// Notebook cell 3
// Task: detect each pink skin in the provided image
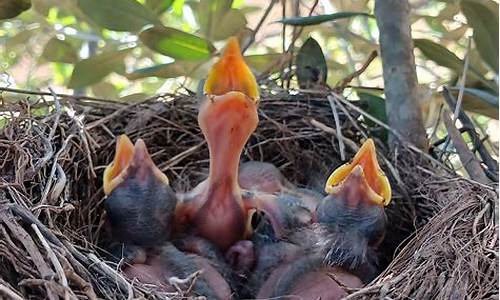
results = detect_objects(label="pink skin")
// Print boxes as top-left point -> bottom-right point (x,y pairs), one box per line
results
257,265 -> 362,300
175,92 -> 258,250
123,254 -> 233,300
225,240 -> 255,273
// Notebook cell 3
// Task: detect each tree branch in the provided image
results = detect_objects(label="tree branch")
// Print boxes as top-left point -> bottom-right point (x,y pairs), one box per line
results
442,108 -> 490,184
374,0 -> 427,150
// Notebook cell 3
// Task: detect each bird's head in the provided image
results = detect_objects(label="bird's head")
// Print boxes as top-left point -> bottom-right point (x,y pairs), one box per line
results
103,135 -> 176,245
203,36 -> 259,99
324,139 -> 391,207
316,139 -> 391,247
103,135 -> 170,196
198,38 -> 259,180
186,37 -> 260,250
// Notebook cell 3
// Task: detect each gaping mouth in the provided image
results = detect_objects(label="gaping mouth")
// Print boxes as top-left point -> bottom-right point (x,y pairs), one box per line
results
103,135 -> 169,195
198,37 -> 260,183
324,139 -> 391,206
204,37 -> 259,101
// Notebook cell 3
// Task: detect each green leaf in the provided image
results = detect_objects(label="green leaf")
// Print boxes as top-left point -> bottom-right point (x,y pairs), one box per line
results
91,82 -> 120,99
296,37 -> 327,88
0,0 -> 31,20
414,38 -> 463,70
460,0 -> 499,71
414,38 -> 497,91
357,92 -> 388,141
68,48 -> 132,89
245,53 -> 284,74
126,60 -> 202,79
42,38 -> 78,63
357,92 -> 388,123
5,26 -> 38,51
77,0 -> 159,32
211,9 -> 247,41
240,6 -> 261,15
424,16 -> 447,33
145,0 -> 174,15
448,87 -> 499,119
277,12 -> 373,26
120,92 -> 150,102
139,26 -> 216,60
196,0 -> 233,40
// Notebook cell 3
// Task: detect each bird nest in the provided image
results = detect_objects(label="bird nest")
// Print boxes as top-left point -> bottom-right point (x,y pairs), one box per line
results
0,87 -> 497,299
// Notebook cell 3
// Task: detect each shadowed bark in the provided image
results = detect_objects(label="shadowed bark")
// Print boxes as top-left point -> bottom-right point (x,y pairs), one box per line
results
375,0 -> 428,151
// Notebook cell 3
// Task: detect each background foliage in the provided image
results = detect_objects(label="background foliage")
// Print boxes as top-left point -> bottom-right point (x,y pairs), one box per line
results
0,0 -> 498,144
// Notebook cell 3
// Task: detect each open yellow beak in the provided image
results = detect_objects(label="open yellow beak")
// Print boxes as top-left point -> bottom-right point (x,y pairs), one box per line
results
204,37 -> 259,100
103,135 -> 135,195
103,135 -> 169,195
325,139 -> 391,206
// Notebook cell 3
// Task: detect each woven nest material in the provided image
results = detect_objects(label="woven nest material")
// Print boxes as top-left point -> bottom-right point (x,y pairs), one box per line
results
0,87 -> 497,300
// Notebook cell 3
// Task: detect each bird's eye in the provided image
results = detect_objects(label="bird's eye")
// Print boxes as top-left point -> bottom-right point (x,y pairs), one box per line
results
251,210 -> 266,230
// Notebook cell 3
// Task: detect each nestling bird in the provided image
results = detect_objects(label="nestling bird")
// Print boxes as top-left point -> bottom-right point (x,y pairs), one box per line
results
103,135 -> 234,299
249,139 -> 391,299
102,35 -> 393,300
103,135 -> 177,262
174,37 -> 260,251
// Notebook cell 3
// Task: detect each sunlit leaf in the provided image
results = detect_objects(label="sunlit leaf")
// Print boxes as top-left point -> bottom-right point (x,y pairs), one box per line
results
91,82 -> 119,99
447,87 -> 499,119
414,39 -> 497,91
120,92 -> 149,102
33,0 -> 91,23
5,26 -> 38,51
0,0 -> 31,20
139,26 -> 215,60
196,0 -> 233,40
42,37 -> 78,63
460,0 -> 499,71
145,0 -> 174,15
172,0 -> 184,14
296,37 -> 327,88
68,48 -> 132,89
211,9 -> 247,41
245,53 -> 285,74
126,60 -> 202,79
77,0 -> 159,31
414,38 -> 463,70
443,25 -> 467,41
52,62 -> 73,85
240,6 -> 261,15
424,16 -> 447,33
277,12 -> 373,26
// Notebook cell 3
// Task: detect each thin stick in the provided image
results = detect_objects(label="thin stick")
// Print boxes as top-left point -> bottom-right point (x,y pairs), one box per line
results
336,50 -> 378,90
38,134 -> 77,213
0,86 -> 119,104
327,95 -> 346,160
0,282 -> 24,300
440,37 -> 471,160
452,37 -> 471,122
442,87 -> 498,181
332,92 -> 451,170
47,88 -> 61,141
32,224 -> 72,300
285,0 -> 320,53
242,0 -> 278,53
309,118 -> 359,151
442,108 -> 490,184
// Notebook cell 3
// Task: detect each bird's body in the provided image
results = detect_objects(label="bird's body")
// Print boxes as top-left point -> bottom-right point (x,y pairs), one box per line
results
123,244 -> 233,300
101,36 -> 393,299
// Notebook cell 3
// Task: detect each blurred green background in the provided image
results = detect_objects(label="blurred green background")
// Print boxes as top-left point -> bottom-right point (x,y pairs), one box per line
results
0,0 -> 498,150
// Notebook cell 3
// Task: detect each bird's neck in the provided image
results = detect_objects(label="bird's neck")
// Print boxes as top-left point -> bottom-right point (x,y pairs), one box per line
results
206,131 -> 246,193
